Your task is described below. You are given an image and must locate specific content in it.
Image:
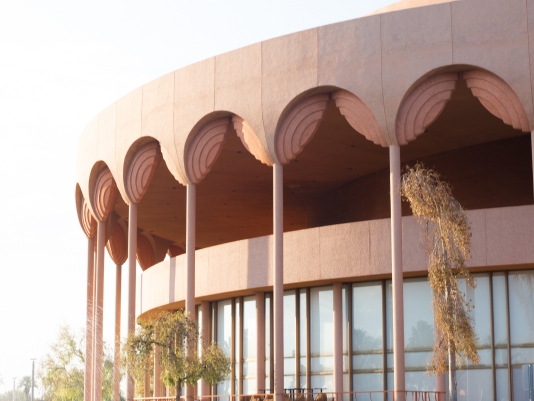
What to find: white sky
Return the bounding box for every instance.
[0,0,398,394]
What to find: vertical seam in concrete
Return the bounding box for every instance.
[449,2,454,64]
[316,28,319,88]
[368,221,371,268]
[379,14,391,143]
[214,57,217,111]
[526,0,534,119]
[114,100,119,195]
[484,209,487,266]
[140,85,144,139]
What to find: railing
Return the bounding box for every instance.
[135,390,445,401]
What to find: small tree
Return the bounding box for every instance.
[38,325,117,401]
[125,310,231,401]
[17,377,32,401]
[400,164,479,401]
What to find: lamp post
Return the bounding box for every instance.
[12,377,16,401]
[31,359,36,401]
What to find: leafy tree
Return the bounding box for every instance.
[125,310,231,401]
[37,325,119,401]
[400,164,479,401]
[17,376,32,401]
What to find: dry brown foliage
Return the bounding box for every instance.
[400,164,479,377]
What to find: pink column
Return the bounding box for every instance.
[389,145,405,399]
[144,366,150,398]
[85,237,95,401]
[273,163,284,401]
[126,203,138,401]
[93,221,106,401]
[186,183,196,315]
[186,183,196,401]
[92,246,97,401]
[333,283,343,397]
[256,292,265,394]
[114,264,122,401]
[531,131,534,197]
[154,346,163,397]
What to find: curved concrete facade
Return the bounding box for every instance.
[76,1,534,400]
[76,0,534,214]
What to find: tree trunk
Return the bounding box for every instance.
[448,337,457,401]
[176,380,182,401]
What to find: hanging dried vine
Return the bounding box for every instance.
[400,164,479,400]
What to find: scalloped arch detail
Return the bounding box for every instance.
[186,118,231,184]
[464,70,530,132]
[232,116,273,166]
[136,232,155,271]
[81,197,97,239]
[276,93,330,164]
[332,90,387,147]
[106,220,127,265]
[126,141,162,204]
[93,167,118,222]
[396,72,459,145]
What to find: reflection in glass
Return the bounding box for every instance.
[265,294,271,390]
[243,296,256,394]
[284,290,296,388]
[404,279,434,391]
[235,299,240,392]
[311,286,333,392]
[217,300,232,395]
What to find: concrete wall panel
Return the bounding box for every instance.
[115,87,142,202]
[261,29,318,161]
[215,43,269,158]
[318,16,387,142]
[381,3,453,143]
[452,0,533,127]
[139,205,534,317]
[174,58,216,182]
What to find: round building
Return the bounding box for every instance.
[76,0,534,400]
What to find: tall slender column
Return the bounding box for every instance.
[154,346,163,397]
[186,183,196,315]
[92,246,97,401]
[186,183,196,401]
[93,222,106,401]
[389,145,405,399]
[273,163,284,401]
[256,292,265,394]
[199,301,211,398]
[85,237,95,401]
[127,203,138,401]
[333,283,343,397]
[114,264,122,401]
[531,131,534,197]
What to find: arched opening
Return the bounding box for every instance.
[399,67,532,215]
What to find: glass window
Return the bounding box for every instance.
[284,290,296,388]
[243,296,256,394]
[235,299,240,393]
[404,278,435,391]
[217,299,232,395]
[310,286,333,392]
[265,294,271,390]
[509,271,534,401]
[352,282,384,393]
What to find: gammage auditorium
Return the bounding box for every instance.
[75,0,534,400]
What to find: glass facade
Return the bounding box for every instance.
[207,270,534,400]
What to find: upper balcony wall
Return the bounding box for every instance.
[76,0,534,216]
[137,204,534,318]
